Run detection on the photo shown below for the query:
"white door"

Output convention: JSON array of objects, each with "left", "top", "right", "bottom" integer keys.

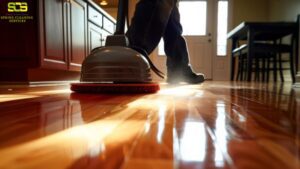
[
  {"left": 181, "top": 0, "right": 214, "bottom": 79},
  {"left": 152, "top": 0, "right": 229, "bottom": 81},
  {"left": 185, "top": 35, "right": 213, "bottom": 79}
]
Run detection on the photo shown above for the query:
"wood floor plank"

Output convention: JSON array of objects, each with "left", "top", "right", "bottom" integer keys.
[
  {"left": 0, "top": 82, "right": 299, "bottom": 169},
  {"left": 121, "top": 96, "right": 175, "bottom": 169}
]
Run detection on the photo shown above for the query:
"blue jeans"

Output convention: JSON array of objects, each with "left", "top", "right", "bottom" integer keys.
[{"left": 126, "top": 0, "right": 190, "bottom": 71}]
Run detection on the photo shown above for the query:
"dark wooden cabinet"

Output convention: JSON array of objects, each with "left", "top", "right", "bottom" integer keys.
[
  {"left": 0, "top": 0, "right": 115, "bottom": 83},
  {"left": 42, "top": 0, "right": 68, "bottom": 70},
  {"left": 69, "top": 0, "right": 88, "bottom": 71},
  {"left": 41, "top": 0, "right": 87, "bottom": 71}
]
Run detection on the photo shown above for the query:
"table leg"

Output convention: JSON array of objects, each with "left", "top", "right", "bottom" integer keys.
[
  {"left": 247, "top": 30, "right": 254, "bottom": 81},
  {"left": 230, "top": 38, "right": 237, "bottom": 81}
]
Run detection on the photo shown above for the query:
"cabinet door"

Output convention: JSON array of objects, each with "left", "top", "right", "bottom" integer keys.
[
  {"left": 69, "top": 0, "right": 87, "bottom": 71},
  {"left": 41, "top": 0, "right": 68, "bottom": 70},
  {"left": 88, "top": 22, "right": 103, "bottom": 53}
]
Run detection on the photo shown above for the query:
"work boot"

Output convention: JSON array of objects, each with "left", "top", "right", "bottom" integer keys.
[{"left": 167, "top": 65, "right": 205, "bottom": 84}]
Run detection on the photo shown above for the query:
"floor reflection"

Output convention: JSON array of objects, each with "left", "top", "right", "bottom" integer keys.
[
  {"left": 0, "top": 91, "right": 145, "bottom": 148},
  {"left": 179, "top": 122, "right": 207, "bottom": 162},
  {"left": 229, "top": 83, "right": 299, "bottom": 136}
]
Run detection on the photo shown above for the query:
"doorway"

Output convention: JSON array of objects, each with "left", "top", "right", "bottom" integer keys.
[{"left": 152, "top": 0, "right": 229, "bottom": 81}]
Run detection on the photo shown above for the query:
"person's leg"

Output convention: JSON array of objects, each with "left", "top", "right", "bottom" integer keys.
[
  {"left": 163, "top": 4, "right": 205, "bottom": 84},
  {"left": 126, "top": 0, "right": 175, "bottom": 54},
  {"left": 163, "top": 4, "right": 188, "bottom": 70}
]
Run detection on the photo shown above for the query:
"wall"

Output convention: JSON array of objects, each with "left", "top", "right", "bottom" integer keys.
[
  {"left": 102, "top": 1, "right": 138, "bottom": 23},
  {"left": 269, "top": 0, "right": 300, "bottom": 21},
  {"left": 269, "top": 0, "right": 300, "bottom": 82},
  {"left": 128, "top": 0, "right": 138, "bottom": 22},
  {"left": 231, "top": 0, "right": 269, "bottom": 28},
  {"left": 102, "top": 8, "right": 117, "bottom": 19},
  {"left": 231, "top": 0, "right": 300, "bottom": 27}
]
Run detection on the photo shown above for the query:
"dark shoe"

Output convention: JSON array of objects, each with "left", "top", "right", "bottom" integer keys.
[{"left": 167, "top": 66, "right": 205, "bottom": 84}]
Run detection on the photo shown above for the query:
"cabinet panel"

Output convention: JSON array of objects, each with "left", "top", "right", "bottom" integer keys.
[
  {"left": 88, "top": 6, "right": 103, "bottom": 27},
  {"left": 43, "top": 0, "right": 68, "bottom": 69},
  {"left": 103, "top": 17, "right": 115, "bottom": 34},
  {"left": 101, "top": 29, "right": 110, "bottom": 46},
  {"left": 69, "top": 0, "right": 87, "bottom": 71},
  {"left": 88, "top": 22, "right": 103, "bottom": 53}
]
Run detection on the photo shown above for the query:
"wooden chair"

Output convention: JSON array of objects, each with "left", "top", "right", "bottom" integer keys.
[
  {"left": 254, "top": 42, "right": 295, "bottom": 82},
  {"left": 232, "top": 44, "right": 247, "bottom": 80}
]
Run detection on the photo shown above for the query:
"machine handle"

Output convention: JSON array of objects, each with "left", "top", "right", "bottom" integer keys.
[{"left": 115, "top": 0, "right": 128, "bottom": 35}]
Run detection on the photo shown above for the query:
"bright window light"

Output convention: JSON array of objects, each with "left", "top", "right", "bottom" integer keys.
[
  {"left": 158, "top": 1, "right": 207, "bottom": 56},
  {"left": 158, "top": 39, "right": 165, "bottom": 56},
  {"left": 179, "top": 1, "right": 207, "bottom": 36},
  {"left": 217, "top": 1, "right": 228, "bottom": 56}
]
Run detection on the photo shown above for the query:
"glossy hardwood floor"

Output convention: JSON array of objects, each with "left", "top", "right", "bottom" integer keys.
[{"left": 0, "top": 81, "right": 299, "bottom": 169}]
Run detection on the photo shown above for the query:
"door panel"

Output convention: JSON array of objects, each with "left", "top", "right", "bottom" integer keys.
[{"left": 186, "top": 36, "right": 212, "bottom": 78}]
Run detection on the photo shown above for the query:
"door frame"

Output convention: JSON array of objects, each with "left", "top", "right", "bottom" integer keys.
[{"left": 211, "top": 0, "right": 233, "bottom": 81}]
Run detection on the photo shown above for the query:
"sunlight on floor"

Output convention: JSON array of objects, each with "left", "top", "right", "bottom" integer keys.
[
  {"left": 0, "top": 94, "right": 39, "bottom": 102},
  {"left": 0, "top": 89, "right": 71, "bottom": 103}
]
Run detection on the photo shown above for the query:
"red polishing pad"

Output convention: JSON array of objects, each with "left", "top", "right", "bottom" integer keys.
[{"left": 70, "top": 82, "right": 160, "bottom": 94}]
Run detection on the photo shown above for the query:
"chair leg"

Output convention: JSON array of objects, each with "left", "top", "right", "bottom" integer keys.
[
  {"left": 278, "top": 53, "right": 284, "bottom": 82},
  {"left": 255, "top": 56, "right": 260, "bottom": 81},
  {"left": 240, "top": 55, "right": 245, "bottom": 81},
  {"left": 243, "top": 58, "right": 247, "bottom": 81},
  {"left": 273, "top": 54, "right": 277, "bottom": 82},
  {"left": 262, "top": 56, "right": 266, "bottom": 82},
  {"left": 236, "top": 56, "right": 240, "bottom": 81},
  {"left": 267, "top": 55, "right": 271, "bottom": 82},
  {"left": 293, "top": 35, "right": 298, "bottom": 73},
  {"left": 230, "top": 52, "right": 236, "bottom": 81},
  {"left": 290, "top": 49, "right": 296, "bottom": 83}
]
